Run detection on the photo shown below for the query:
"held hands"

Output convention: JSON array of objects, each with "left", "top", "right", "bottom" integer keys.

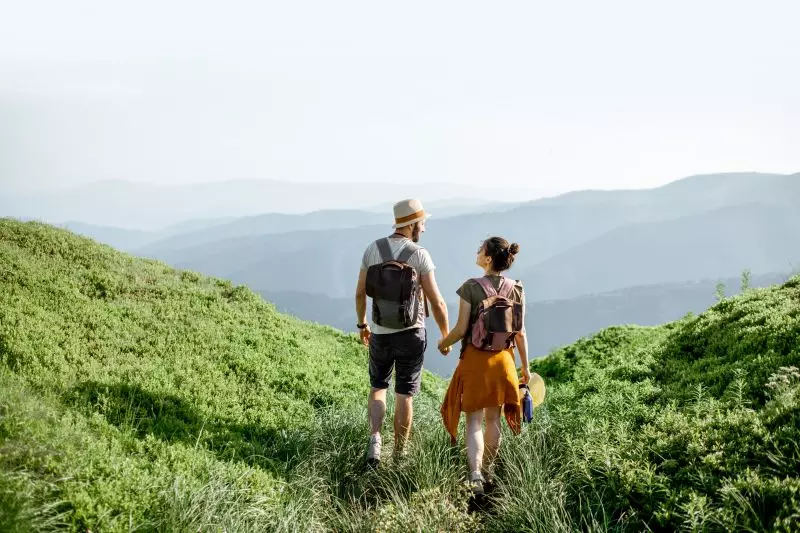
[{"left": 437, "top": 339, "right": 451, "bottom": 356}]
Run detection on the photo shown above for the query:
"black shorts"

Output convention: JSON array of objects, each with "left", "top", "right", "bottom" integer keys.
[{"left": 369, "top": 328, "right": 426, "bottom": 396}]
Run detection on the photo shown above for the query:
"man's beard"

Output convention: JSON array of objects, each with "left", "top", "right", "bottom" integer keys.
[{"left": 411, "top": 225, "right": 421, "bottom": 242}]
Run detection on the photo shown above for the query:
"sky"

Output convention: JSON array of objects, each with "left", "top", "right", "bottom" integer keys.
[{"left": 1, "top": 0, "right": 799, "bottom": 197}]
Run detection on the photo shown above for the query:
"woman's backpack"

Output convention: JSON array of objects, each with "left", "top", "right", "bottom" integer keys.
[
  {"left": 470, "top": 276, "right": 523, "bottom": 351},
  {"left": 365, "top": 238, "right": 423, "bottom": 329}
]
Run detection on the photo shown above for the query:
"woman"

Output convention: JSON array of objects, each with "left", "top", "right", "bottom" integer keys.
[{"left": 438, "top": 236, "right": 530, "bottom": 495}]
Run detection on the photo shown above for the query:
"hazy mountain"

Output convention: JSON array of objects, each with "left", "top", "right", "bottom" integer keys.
[
  {"left": 56, "top": 217, "right": 236, "bottom": 251},
  {"left": 138, "top": 209, "right": 390, "bottom": 256},
  {"left": 532, "top": 172, "right": 800, "bottom": 210},
  {"left": 58, "top": 222, "right": 156, "bottom": 251},
  {"left": 364, "top": 198, "right": 518, "bottom": 217},
  {"left": 520, "top": 203, "right": 800, "bottom": 300},
  {"left": 51, "top": 203, "right": 503, "bottom": 254},
  {"left": 148, "top": 204, "right": 620, "bottom": 300},
  {"left": 143, "top": 173, "right": 800, "bottom": 302},
  {"left": 0, "top": 179, "right": 542, "bottom": 230},
  {"left": 144, "top": 200, "right": 685, "bottom": 299}
]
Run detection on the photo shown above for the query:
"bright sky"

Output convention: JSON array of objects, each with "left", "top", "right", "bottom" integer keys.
[{"left": 1, "top": 0, "right": 798, "bottom": 196}]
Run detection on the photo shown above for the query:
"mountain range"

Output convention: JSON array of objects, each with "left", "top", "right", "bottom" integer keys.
[
  {"left": 0, "top": 179, "right": 539, "bottom": 230},
  {"left": 137, "top": 172, "right": 800, "bottom": 301}
]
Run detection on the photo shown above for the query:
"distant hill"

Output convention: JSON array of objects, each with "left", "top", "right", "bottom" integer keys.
[
  {"left": 0, "top": 179, "right": 542, "bottom": 230},
  {"left": 137, "top": 209, "right": 390, "bottom": 256},
  {"left": 58, "top": 221, "right": 156, "bottom": 251},
  {"left": 58, "top": 217, "right": 235, "bottom": 251},
  {"left": 140, "top": 172, "right": 800, "bottom": 303},
  {"left": 532, "top": 171, "right": 800, "bottom": 209},
  {"left": 43, "top": 203, "right": 521, "bottom": 255},
  {"left": 142, "top": 201, "right": 683, "bottom": 299},
  {"left": 520, "top": 203, "right": 800, "bottom": 300}
]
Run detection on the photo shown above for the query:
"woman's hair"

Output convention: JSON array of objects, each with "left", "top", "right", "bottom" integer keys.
[{"left": 483, "top": 236, "right": 520, "bottom": 272}]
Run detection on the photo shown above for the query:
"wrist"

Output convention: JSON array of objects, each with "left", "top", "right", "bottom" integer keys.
[{"left": 357, "top": 322, "right": 369, "bottom": 329}]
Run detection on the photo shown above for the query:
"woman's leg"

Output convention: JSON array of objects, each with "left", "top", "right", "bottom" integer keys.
[
  {"left": 483, "top": 406, "right": 503, "bottom": 472},
  {"left": 465, "top": 410, "right": 485, "bottom": 474}
]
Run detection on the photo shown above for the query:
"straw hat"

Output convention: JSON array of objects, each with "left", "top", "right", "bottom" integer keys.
[
  {"left": 529, "top": 372, "right": 546, "bottom": 407},
  {"left": 392, "top": 199, "right": 431, "bottom": 229}
]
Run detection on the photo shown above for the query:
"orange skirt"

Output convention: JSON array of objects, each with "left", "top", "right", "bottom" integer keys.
[{"left": 440, "top": 344, "right": 522, "bottom": 444}]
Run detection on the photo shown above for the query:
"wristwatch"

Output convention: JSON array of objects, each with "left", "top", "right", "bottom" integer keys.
[{"left": 357, "top": 322, "right": 369, "bottom": 329}]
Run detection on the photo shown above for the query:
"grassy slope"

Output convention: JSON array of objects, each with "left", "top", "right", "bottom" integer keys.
[
  {"left": 2, "top": 219, "right": 799, "bottom": 532},
  {"left": 532, "top": 277, "right": 800, "bottom": 531},
  {"left": 0, "top": 219, "right": 438, "bottom": 531}
]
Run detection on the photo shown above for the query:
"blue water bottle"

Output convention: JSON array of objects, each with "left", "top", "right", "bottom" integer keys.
[{"left": 519, "top": 383, "right": 533, "bottom": 423}]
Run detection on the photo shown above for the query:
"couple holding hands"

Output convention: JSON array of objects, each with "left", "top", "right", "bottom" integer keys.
[{"left": 355, "top": 199, "right": 530, "bottom": 496}]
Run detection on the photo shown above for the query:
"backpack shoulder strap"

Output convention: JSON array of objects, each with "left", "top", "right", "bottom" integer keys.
[
  {"left": 376, "top": 238, "right": 394, "bottom": 262},
  {"left": 498, "top": 276, "right": 516, "bottom": 298},
  {"left": 397, "top": 241, "right": 421, "bottom": 263},
  {"left": 474, "top": 276, "right": 498, "bottom": 298}
]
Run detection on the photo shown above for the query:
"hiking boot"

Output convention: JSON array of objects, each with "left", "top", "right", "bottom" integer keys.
[
  {"left": 366, "top": 435, "right": 382, "bottom": 467},
  {"left": 469, "top": 470, "right": 485, "bottom": 496}
]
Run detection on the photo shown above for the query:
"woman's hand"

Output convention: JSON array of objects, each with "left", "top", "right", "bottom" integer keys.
[
  {"left": 520, "top": 366, "right": 531, "bottom": 384},
  {"left": 438, "top": 339, "right": 451, "bottom": 356}
]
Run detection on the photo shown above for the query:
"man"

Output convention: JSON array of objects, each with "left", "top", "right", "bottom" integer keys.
[{"left": 355, "top": 198, "right": 450, "bottom": 466}]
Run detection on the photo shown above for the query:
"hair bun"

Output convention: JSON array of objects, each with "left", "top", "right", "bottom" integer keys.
[{"left": 509, "top": 243, "right": 520, "bottom": 255}]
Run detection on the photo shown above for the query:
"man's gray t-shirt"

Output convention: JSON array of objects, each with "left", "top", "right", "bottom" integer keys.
[{"left": 360, "top": 236, "right": 435, "bottom": 334}]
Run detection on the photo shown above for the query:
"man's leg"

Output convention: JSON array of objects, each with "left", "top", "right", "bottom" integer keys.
[
  {"left": 394, "top": 392, "right": 413, "bottom": 453},
  {"left": 369, "top": 387, "right": 388, "bottom": 436},
  {"left": 392, "top": 328, "right": 425, "bottom": 457},
  {"left": 367, "top": 333, "right": 392, "bottom": 465}
]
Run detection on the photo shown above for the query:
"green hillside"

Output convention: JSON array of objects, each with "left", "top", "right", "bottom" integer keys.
[
  {"left": 0, "top": 219, "right": 442, "bottom": 531},
  {"left": 529, "top": 281, "right": 800, "bottom": 531},
  {"left": 2, "top": 219, "right": 799, "bottom": 532}
]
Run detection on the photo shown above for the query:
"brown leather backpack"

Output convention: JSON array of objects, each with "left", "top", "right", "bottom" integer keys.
[{"left": 469, "top": 276, "right": 523, "bottom": 351}]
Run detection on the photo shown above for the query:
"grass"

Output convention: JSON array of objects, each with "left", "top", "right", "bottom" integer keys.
[{"left": 1, "top": 219, "right": 799, "bottom": 531}]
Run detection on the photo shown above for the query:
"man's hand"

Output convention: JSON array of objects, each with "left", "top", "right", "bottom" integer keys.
[
  {"left": 359, "top": 325, "right": 371, "bottom": 347},
  {"left": 437, "top": 339, "right": 451, "bottom": 356}
]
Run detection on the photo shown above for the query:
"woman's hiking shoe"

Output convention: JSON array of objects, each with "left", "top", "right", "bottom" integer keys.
[
  {"left": 469, "top": 470, "right": 485, "bottom": 496},
  {"left": 467, "top": 470, "right": 489, "bottom": 514},
  {"left": 366, "top": 435, "right": 382, "bottom": 467}
]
